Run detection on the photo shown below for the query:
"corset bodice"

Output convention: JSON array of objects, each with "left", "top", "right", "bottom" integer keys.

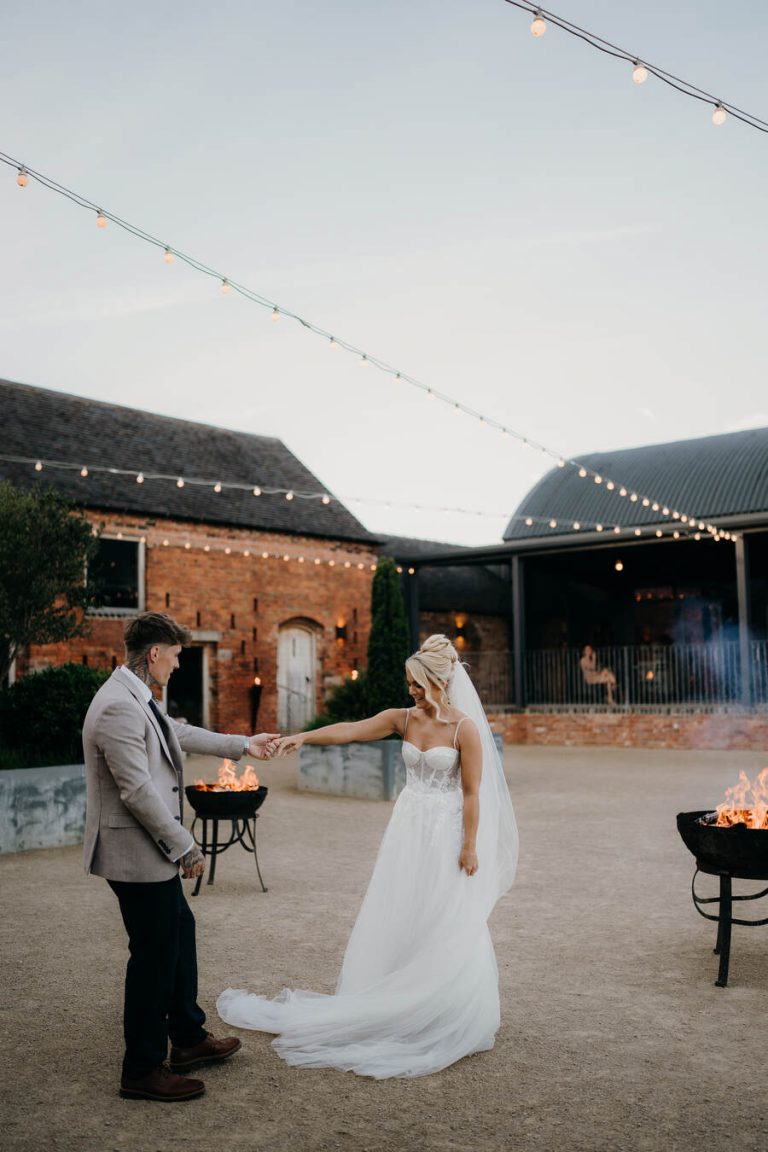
[{"left": 402, "top": 740, "right": 462, "bottom": 795}]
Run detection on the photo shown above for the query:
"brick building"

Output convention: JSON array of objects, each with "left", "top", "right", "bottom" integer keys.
[{"left": 2, "top": 379, "right": 379, "bottom": 734}]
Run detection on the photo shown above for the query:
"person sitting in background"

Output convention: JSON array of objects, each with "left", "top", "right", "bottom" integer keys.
[{"left": 579, "top": 644, "right": 617, "bottom": 705}]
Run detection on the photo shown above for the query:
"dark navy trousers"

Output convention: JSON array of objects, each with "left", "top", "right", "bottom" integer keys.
[{"left": 108, "top": 875, "right": 207, "bottom": 1078}]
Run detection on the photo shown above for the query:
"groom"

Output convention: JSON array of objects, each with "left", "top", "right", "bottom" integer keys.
[{"left": 83, "top": 611, "right": 279, "bottom": 1101}]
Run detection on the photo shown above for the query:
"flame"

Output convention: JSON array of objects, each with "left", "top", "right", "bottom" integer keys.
[
  {"left": 194, "top": 759, "right": 260, "bottom": 791},
  {"left": 713, "top": 767, "right": 768, "bottom": 830}
]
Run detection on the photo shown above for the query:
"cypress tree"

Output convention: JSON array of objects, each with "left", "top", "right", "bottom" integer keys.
[{"left": 365, "top": 557, "right": 410, "bottom": 715}]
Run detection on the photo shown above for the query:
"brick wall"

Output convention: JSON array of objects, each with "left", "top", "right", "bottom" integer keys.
[
  {"left": 488, "top": 710, "right": 768, "bottom": 751},
  {"left": 20, "top": 511, "right": 377, "bottom": 735}
]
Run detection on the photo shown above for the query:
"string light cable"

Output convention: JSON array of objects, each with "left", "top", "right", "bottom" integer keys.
[
  {"left": 0, "top": 149, "right": 737, "bottom": 539},
  {"left": 0, "top": 452, "right": 739, "bottom": 543},
  {"left": 506, "top": 1, "right": 768, "bottom": 133}
]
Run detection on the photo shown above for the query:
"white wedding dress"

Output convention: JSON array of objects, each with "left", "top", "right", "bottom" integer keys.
[{"left": 217, "top": 664, "right": 518, "bottom": 1079}]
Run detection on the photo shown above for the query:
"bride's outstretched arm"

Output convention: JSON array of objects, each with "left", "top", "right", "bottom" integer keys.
[
  {"left": 458, "top": 721, "right": 482, "bottom": 876},
  {"left": 276, "top": 709, "right": 404, "bottom": 756}
]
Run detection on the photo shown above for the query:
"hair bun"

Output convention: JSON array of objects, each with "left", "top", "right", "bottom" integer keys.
[{"left": 418, "top": 634, "right": 458, "bottom": 664}]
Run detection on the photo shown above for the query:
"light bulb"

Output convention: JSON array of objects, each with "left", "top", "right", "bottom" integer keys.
[
  {"left": 17, "top": 168, "right": 29, "bottom": 187},
  {"left": 360, "top": 355, "right": 368, "bottom": 367},
  {"left": 243, "top": 550, "right": 250, "bottom": 557},
  {"left": 34, "top": 460, "right": 43, "bottom": 471},
  {"left": 606, "top": 481, "right": 615, "bottom": 491},
  {"left": 549, "top": 519, "right": 557, "bottom": 529},
  {"left": 594, "top": 475, "right": 603, "bottom": 485},
  {"left": 619, "top": 488, "right": 628, "bottom": 498},
  {"left": 530, "top": 14, "right": 546, "bottom": 36},
  {"left": 285, "top": 491, "right": 294, "bottom": 501},
  {"left": 525, "top": 517, "right": 534, "bottom": 527},
  {"left": 615, "top": 560, "right": 624, "bottom": 571},
  {"left": 204, "top": 544, "right": 211, "bottom": 552},
  {"left": 213, "top": 482, "right": 222, "bottom": 493},
  {"left": 578, "top": 468, "right": 588, "bottom": 479},
  {"left": 271, "top": 306, "right": 279, "bottom": 322},
  {"left": 613, "top": 526, "right": 621, "bottom": 534},
  {"left": 80, "top": 466, "right": 89, "bottom": 477},
  {"left": 712, "top": 104, "right": 727, "bottom": 126},
  {"left": 642, "top": 498, "right": 650, "bottom": 507},
  {"left": 329, "top": 336, "right": 337, "bottom": 349},
  {"left": 321, "top": 495, "right": 331, "bottom": 505},
  {"left": 655, "top": 530, "right": 663, "bottom": 538},
  {"left": 252, "top": 486, "right": 261, "bottom": 496},
  {"left": 573, "top": 521, "right": 581, "bottom": 530},
  {"left": 184, "top": 541, "right": 191, "bottom": 550},
  {"left": 634, "top": 528, "right": 642, "bottom": 536},
  {"left": 162, "top": 539, "right": 169, "bottom": 547},
  {"left": 176, "top": 478, "right": 185, "bottom": 488},
  {"left": 632, "top": 63, "right": 648, "bottom": 85},
  {"left": 596, "top": 524, "right": 604, "bottom": 532},
  {"left": 96, "top": 211, "right": 107, "bottom": 229},
  {"left": 221, "top": 279, "right": 230, "bottom": 294},
  {"left": 136, "top": 472, "right": 144, "bottom": 484},
  {"left": 557, "top": 458, "right": 565, "bottom": 468},
  {"left": 630, "top": 493, "right": 638, "bottom": 502},
  {"left": 163, "top": 247, "right": 174, "bottom": 264}
]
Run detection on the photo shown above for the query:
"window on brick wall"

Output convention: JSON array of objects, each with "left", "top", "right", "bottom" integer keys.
[{"left": 89, "top": 538, "right": 144, "bottom": 613}]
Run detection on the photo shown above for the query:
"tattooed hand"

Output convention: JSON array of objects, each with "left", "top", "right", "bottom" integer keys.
[{"left": 180, "top": 845, "right": 205, "bottom": 879}]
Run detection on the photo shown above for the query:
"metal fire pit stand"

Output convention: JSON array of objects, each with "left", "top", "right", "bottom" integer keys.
[
  {"left": 691, "top": 869, "right": 768, "bottom": 987},
  {"left": 189, "top": 814, "right": 268, "bottom": 896}
]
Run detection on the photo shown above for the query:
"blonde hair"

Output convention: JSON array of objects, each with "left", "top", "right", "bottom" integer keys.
[{"left": 405, "top": 634, "right": 459, "bottom": 722}]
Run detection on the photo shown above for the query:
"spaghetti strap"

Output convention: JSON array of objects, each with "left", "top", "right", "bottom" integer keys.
[
  {"left": 453, "top": 717, "right": 466, "bottom": 749},
  {"left": 402, "top": 708, "right": 411, "bottom": 739}
]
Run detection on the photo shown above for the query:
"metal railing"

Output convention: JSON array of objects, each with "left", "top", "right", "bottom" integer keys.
[{"left": 463, "top": 641, "right": 768, "bottom": 709}]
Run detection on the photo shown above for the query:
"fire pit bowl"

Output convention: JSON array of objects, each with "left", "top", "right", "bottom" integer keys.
[
  {"left": 677, "top": 809, "right": 768, "bottom": 986},
  {"left": 185, "top": 784, "right": 268, "bottom": 818},
  {"left": 677, "top": 810, "right": 768, "bottom": 880}
]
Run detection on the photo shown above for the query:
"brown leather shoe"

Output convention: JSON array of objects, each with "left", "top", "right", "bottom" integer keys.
[
  {"left": 169, "top": 1032, "right": 242, "bottom": 1072},
  {"left": 120, "top": 1064, "right": 205, "bottom": 1101}
]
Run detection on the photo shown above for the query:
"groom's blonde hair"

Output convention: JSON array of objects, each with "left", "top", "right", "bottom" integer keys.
[{"left": 405, "top": 634, "right": 459, "bottom": 722}]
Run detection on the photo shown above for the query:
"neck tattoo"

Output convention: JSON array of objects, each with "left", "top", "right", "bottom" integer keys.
[{"left": 126, "top": 655, "right": 159, "bottom": 689}]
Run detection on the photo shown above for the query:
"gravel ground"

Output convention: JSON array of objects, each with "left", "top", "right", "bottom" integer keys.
[{"left": 1, "top": 745, "right": 767, "bottom": 1152}]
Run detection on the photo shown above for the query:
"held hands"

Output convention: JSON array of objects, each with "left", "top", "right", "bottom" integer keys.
[
  {"left": 459, "top": 845, "right": 479, "bottom": 877},
  {"left": 274, "top": 732, "right": 307, "bottom": 757},
  {"left": 247, "top": 733, "right": 281, "bottom": 760}
]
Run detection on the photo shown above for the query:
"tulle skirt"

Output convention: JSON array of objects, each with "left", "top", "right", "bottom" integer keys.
[{"left": 217, "top": 785, "right": 501, "bottom": 1078}]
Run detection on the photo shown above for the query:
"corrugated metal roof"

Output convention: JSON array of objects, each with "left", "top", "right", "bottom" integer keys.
[
  {"left": 504, "top": 427, "right": 768, "bottom": 540},
  {"left": 0, "top": 379, "right": 376, "bottom": 544}
]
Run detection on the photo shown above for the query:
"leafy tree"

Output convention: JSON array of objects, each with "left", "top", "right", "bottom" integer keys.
[
  {"left": 366, "top": 557, "right": 410, "bottom": 715},
  {"left": 0, "top": 482, "right": 97, "bottom": 684}
]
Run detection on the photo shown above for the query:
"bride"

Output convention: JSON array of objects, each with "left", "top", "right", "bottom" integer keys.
[{"left": 217, "top": 634, "right": 518, "bottom": 1079}]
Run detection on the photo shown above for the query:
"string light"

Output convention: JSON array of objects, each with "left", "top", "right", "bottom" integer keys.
[
  {"left": 16, "top": 168, "right": 28, "bottom": 187},
  {"left": 506, "top": 1, "right": 768, "bottom": 134},
  {"left": 163, "top": 247, "right": 174, "bottom": 264},
  {"left": 0, "top": 150, "right": 734, "bottom": 536},
  {"left": 271, "top": 306, "right": 279, "bottom": 322},
  {"left": 4, "top": 451, "right": 732, "bottom": 543},
  {"left": 96, "top": 211, "right": 107, "bottom": 229}
]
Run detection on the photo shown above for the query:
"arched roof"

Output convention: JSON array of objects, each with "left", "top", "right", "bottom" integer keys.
[{"left": 504, "top": 427, "right": 768, "bottom": 540}]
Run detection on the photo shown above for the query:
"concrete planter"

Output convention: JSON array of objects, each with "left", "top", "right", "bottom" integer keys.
[
  {"left": 0, "top": 763, "right": 86, "bottom": 854},
  {"left": 298, "top": 741, "right": 406, "bottom": 801}
]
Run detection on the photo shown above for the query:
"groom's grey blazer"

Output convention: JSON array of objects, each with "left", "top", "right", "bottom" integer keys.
[{"left": 83, "top": 669, "right": 247, "bottom": 883}]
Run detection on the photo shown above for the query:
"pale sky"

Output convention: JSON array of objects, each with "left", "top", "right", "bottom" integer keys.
[{"left": 1, "top": 0, "right": 766, "bottom": 545}]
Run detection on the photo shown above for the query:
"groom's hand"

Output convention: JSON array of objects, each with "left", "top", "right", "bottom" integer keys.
[
  {"left": 248, "top": 733, "right": 281, "bottom": 760},
  {"left": 180, "top": 846, "right": 205, "bottom": 879}
]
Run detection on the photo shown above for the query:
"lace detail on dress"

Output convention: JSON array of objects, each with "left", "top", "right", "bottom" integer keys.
[{"left": 402, "top": 742, "right": 462, "bottom": 795}]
